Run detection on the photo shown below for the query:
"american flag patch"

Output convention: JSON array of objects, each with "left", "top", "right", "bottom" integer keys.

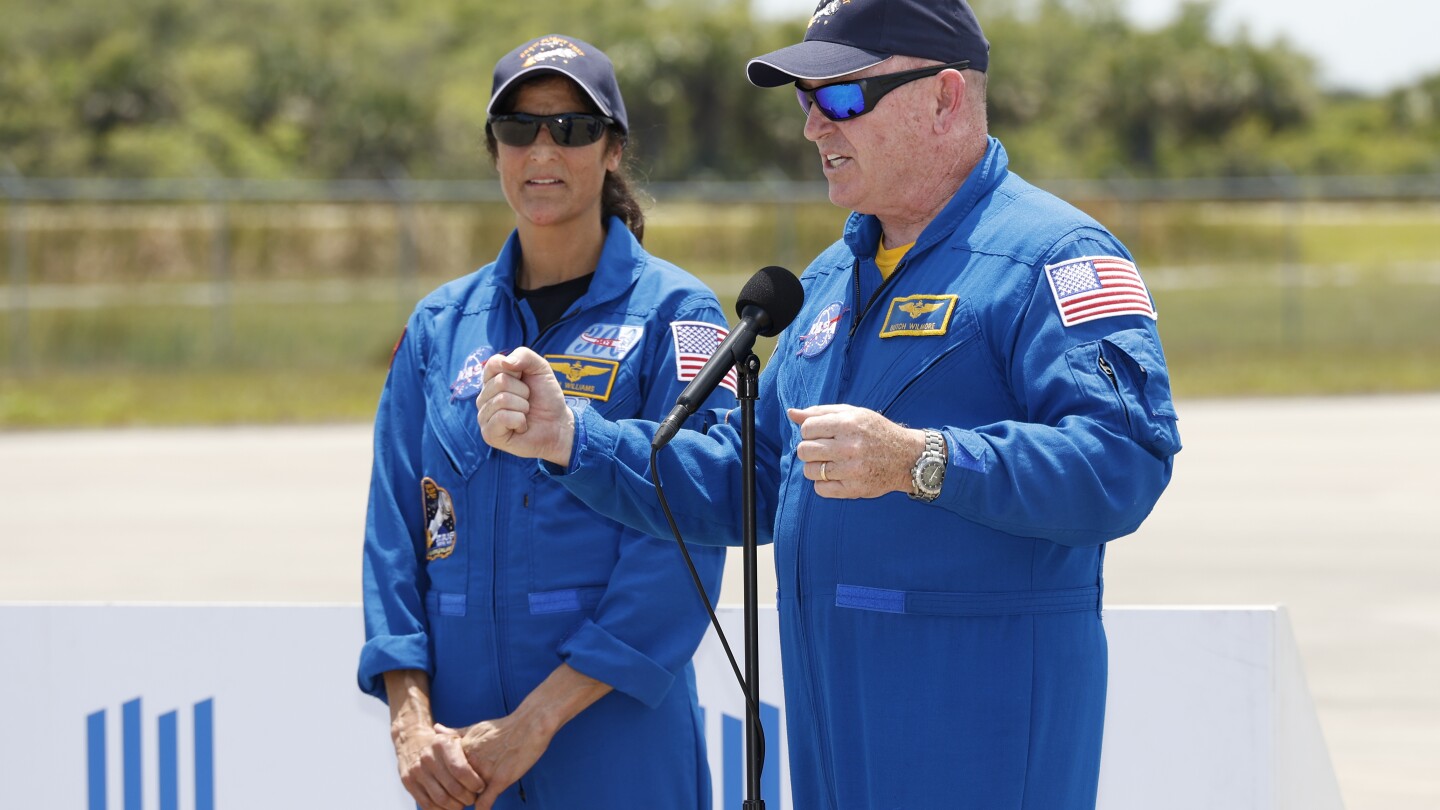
[
  {"left": 670, "top": 321, "right": 736, "bottom": 395},
  {"left": 1043, "top": 256, "right": 1157, "bottom": 327}
]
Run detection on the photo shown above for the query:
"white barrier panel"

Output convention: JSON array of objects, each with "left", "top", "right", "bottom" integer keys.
[
  {"left": 0, "top": 605, "right": 1341, "bottom": 809},
  {"left": 1098, "top": 607, "right": 1344, "bottom": 810}
]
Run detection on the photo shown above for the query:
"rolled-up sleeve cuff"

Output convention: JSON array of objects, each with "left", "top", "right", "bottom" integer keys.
[
  {"left": 935, "top": 427, "right": 989, "bottom": 507},
  {"left": 357, "top": 633, "right": 431, "bottom": 701},
  {"left": 559, "top": 619, "right": 675, "bottom": 709}
]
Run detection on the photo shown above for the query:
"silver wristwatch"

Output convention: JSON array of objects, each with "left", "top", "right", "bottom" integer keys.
[{"left": 909, "top": 429, "right": 946, "bottom": 502}]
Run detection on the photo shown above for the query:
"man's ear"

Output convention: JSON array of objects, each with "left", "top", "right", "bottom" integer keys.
[{"left": 933, "top": 69, "right": 967, "bottom": 133}]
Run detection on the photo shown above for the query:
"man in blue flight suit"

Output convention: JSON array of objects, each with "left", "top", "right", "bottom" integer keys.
[{"left": 477, "top": 2, "right": 1181, "bottom": 808}]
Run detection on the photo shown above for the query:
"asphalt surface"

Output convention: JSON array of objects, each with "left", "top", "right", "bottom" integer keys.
[{"left": 2, "top": 394, "right": 1436, "bottom": 809}]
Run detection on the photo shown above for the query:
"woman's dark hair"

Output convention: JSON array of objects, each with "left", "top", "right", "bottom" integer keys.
[{"left": 485, "top": 76, "right": 645, "bottom": 243}]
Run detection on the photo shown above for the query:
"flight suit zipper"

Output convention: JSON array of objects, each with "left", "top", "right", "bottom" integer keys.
[
  {"left": 847, "top": 258, "right": 906, "bottom": 338},
  {"left": 501, "top": 292, "right": 585, "bottom": 806},
  {"left": 798, "top": 272, "right": 854, "bottom": 808}
]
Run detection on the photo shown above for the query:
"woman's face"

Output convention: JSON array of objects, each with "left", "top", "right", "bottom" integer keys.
[{"left": 494, "top": 76, "right": 622, "bottom": 233}]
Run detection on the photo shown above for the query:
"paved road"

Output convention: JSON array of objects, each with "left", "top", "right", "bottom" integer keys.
[{"left": 3, "top": 395, "right": 1437, "bottom": 809}]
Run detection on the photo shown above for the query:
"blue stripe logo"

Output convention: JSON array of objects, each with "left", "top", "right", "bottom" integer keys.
[
  {"left": 86, "top": 697, "right": 215, "bottom": 810},
  {"left": 700, "top": 701, "right": 781, "bottom": 807}
]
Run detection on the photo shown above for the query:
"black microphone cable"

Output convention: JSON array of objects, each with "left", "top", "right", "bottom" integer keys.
[
  {"left": 649, "top": 445, "right": 766, "bottom": 779},
  {"left": 642, "top": 265, "right": 803, "bottom": 790}
]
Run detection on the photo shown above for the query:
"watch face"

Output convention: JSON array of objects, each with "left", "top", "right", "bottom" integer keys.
[{"left": 919, "top": 458, "right": 945, "bottom": 493}]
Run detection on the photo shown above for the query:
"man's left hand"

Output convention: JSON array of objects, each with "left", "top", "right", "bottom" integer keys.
[{"left": 788, "top": 405, "right": 926, "bottom": 499}]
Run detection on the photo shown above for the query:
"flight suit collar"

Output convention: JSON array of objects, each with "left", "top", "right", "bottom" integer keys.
[
  {"left": 489, "top": 215, "right": 644, "bottom": 310},
  {"left": 842, "top": 136, "right": 1010, "bottom": 263}
]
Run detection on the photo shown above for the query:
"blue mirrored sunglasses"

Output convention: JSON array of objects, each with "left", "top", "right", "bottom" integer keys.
[{"left": 796, "top": 61, "right": 970, "bottom": 121}]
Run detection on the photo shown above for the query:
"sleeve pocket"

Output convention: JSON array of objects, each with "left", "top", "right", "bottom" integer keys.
[{"left": 1067, "top": 329, "right": 1182, "bottom": 459}]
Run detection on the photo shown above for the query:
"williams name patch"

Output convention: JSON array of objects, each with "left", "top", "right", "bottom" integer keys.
[{"left": 545, "top": 355, "right": 620, "bottom": 401}]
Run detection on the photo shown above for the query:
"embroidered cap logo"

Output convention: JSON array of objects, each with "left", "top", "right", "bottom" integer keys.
[
  {"left": 520, "top": 36, "right": 585, "bottom": 68},
  {"left": 809, "top": 0, "right": 853, "bottom": 28}
]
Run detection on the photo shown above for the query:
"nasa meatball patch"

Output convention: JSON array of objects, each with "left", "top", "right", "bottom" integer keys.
[
  {"left": 796, "top": 302, "right": 846, "bottom": 358},
  {"left": 450, "top": 345, "right": 495, "bottom": 400}
]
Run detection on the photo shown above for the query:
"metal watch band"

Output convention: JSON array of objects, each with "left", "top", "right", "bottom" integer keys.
[{"left": 910, "top": 428, "right": 946, "bottom": 501}]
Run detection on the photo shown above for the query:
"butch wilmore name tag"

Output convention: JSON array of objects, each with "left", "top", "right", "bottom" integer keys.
[{"left": 879, "top": 294, "right": 958, "bottom": 338}]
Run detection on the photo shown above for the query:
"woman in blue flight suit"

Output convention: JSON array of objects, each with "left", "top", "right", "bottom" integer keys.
[{"left": 358, "top": 35, "right": 731, "bottom": 810}]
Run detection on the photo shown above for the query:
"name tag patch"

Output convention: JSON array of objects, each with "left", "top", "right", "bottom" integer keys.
[
  {"left": 422, "top": 477, "right": 458, "bottom": 561},
  {"left": 545, "top": 354, "right": 620, "bottom": 401},
  {"left": 566, "top": 323, "right": 644, "bottom": 360},
  {"left": 879, "top": 295, "right": 957, "bottom": 338}
]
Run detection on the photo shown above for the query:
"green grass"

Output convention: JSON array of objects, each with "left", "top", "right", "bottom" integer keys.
[
  {"left": 3, "top": 277, "right": 1438, "bottom": 428},
  {"left": 0, "top": 368, "right": 389, "bottom": 428},
  {"left": 2, "top": 198, "right": 1437, "bottom": 428}
]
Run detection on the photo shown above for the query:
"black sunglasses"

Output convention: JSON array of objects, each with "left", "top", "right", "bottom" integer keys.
[
  {"left": 488, "top": 112, "right": 615, "bottom": 147},
  {"left": 797, "top": 60, "right": 970, "bottom": 121}
]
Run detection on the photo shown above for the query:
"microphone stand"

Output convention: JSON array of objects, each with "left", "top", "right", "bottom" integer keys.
[{"left": 737, "top": 351, "right": 765, "bottom": 810}]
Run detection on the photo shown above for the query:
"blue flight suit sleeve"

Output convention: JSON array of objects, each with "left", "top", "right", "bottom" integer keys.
[
  {"left": 557, "top": 299, "right": 738, "bottom": 708},
  {"left": 358, "top": 315, "right": 432, "bottom": 700},
  {"left": 933, "top": 234, "right": 1182, "bottom": 547},
  {"left": 547, "top": 342, "right": 786, "bottom": 550}
]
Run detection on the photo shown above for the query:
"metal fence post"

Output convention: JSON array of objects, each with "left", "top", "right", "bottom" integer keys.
[
  {"left": 1276, "top": 172, "right": 1303, "bottom": 350},
  {"left": 209, "top": 186, "right": 232, "bottom": 362},
  {"left": 391, "top": 177, "right": 419, "bottom": 316},
  {"left": 1, "top": 169, "right": 30, "bottom": 374}
]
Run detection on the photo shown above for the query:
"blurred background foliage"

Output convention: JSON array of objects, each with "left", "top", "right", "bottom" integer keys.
[
  {"left": 3, "top": 0, "right": 1438, "bottom": 182},
  {"left": 2, "top": 0, "right": 1439, "bottom": 426}
]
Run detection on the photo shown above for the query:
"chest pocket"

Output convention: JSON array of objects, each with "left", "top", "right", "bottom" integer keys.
[
  {"left": 425, "top": 366, "right": 490, "bottom": 479},
  {"left": 558, "top": 361, "right": 641, "bottom": 422},
  {"left": 424, "top": 347, "right": 644, "bottom": 483},
  {"left": 862, "top": 299, "right": 997, "bottom": 428},
  {"left": 776, "top": 300, "right": 852, "bottom": 414},
  {"left": 527, "top": 336, "right": 645, "bottom": 595}
]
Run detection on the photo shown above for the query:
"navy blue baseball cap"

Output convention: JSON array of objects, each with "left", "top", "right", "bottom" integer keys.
[
  {"left": 489, "top": 35, "right": 628, "bottom": 133},
  {"left": 747, "top": 0, "right": 990, "bottom": 87}
]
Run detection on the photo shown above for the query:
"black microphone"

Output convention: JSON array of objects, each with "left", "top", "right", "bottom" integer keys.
[{"left": 652, "top": 265, "right": 805, "bottom": 450}]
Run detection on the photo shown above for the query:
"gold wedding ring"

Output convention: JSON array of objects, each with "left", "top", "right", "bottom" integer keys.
[{"left": 820, "top": 462, "right": 829, "bottom": 482}]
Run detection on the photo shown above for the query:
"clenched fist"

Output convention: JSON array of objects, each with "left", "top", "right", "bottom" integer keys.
[{"left": 476, "top": 347, "right": 575, "bottom": 467}]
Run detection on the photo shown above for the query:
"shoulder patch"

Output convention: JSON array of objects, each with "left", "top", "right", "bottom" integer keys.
[
  {"left": 545, "top": 355, "right": 620, "bottom": 401},
  {"left": 1044, "top": 256, "right": 1156, "bottom": 327},
  {"left": 879, "top": 294, "right": 957, "bottom": 338},
  {"left": 422, "top": 477, "right": 458, "bottom": 561},
  {"left": 389, "top": 326, "right": 407, "bottom": 369},
  {"left": 670, "top": 321, "right": 736, "bottom": 395}
]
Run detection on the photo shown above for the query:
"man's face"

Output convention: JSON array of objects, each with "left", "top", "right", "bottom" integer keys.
[{"left": 798, "top": 58, "right": 937, "bottom": 220}]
